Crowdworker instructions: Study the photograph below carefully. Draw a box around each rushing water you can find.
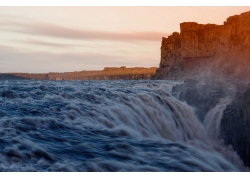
[0,80,240,171]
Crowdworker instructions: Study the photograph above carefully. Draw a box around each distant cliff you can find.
[0,67,157,80]
[153,10,250,81]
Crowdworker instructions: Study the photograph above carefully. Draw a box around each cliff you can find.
[171,80,250,170]
[156,10,250,169]
[153,10,250,81]
[220,89,250,168]
[0,67,157,81]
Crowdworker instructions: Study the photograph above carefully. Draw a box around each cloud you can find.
[20,39,95,48]
[0,20,169,42]
[0,45,157,73]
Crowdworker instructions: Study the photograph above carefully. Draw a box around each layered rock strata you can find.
[161,10,250,169]
[153,10,250,81]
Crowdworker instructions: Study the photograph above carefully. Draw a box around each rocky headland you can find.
[154,10,250,169]
[0,66,157,81]
[152,10,250,81]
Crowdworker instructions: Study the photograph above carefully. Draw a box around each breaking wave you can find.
[0,80,239,171]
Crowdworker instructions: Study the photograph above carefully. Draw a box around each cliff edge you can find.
[152,10,250,81]
[0,67,157,80]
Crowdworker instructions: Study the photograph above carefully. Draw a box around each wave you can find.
[0,80,239,171]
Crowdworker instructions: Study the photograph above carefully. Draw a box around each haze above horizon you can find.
[0,6,250,73]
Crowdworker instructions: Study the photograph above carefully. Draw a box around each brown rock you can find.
[153,10,250,81]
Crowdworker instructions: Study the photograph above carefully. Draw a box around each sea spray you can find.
[204,96,232,139]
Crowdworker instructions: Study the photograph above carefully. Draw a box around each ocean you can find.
[0,80,242,171]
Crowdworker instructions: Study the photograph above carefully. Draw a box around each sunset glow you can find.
[0,6,250,73]
[2,3,250,174]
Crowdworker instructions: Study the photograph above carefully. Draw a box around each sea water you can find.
[0,80,240,171]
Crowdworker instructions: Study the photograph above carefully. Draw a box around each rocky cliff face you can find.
[161,10,250,169]
[48,67,156,80]
[171,80,250,170]
[220,88,250,168]
[153,10,250,81]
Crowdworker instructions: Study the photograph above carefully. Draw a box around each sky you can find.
[0,6,250,73]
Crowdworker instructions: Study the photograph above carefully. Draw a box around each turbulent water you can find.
[0,80,240,171]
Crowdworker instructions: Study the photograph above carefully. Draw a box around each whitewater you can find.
[0,80,243,171]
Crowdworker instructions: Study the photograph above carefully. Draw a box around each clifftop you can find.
[0,67,157,80]
[180,22,219,32]
[153,10,250,81]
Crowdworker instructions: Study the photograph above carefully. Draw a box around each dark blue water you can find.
[0,80,240,171]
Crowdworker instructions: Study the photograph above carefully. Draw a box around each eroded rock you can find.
[153,10,250,81]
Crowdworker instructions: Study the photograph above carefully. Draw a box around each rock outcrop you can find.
[48,67,156,80]
[220,88,250,168]
[162,11,250,169]
[171,80,250,170]
[172,79,231,121]
[153,10,250,81]
[0,67,157,81]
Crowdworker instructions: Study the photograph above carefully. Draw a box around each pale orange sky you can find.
[0,6,250,73]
